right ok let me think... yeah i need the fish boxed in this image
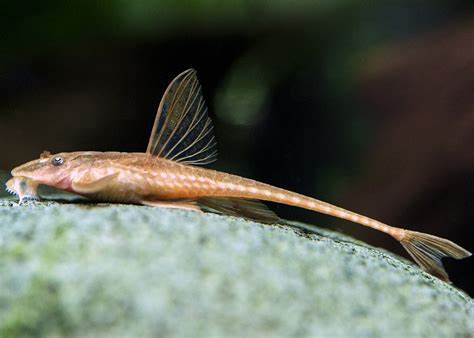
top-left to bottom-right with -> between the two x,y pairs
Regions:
9,69 -> 471,282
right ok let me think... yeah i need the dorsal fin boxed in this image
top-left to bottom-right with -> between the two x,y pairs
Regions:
146,69 -> 218,166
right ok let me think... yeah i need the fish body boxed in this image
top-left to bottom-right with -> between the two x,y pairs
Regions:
8,69 -> 471,282
14,151 -> 393,234
11,152 -> 258,201
12,151 -> 317,211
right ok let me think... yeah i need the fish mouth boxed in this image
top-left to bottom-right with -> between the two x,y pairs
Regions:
4,185 -> 39,202
5,177 -> 41,202
5,185 -> 18,197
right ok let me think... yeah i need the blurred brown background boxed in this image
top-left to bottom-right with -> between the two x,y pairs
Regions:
1,1 -> 473,293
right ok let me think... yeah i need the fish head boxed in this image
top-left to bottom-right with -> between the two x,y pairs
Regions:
11,151 -> 90,190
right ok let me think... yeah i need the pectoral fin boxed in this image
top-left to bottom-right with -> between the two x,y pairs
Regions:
71,173 -> 118,194
198,197 -> 281,224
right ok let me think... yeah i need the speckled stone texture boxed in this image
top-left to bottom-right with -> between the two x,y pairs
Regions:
0,189 -> 473,337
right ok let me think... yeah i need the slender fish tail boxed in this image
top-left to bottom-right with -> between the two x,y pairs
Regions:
241,184 -> 471,282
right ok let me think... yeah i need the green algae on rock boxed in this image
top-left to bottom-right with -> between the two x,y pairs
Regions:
0,199 -> 473,337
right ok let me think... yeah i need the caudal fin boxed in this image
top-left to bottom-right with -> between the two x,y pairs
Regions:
400,230 -> 471,282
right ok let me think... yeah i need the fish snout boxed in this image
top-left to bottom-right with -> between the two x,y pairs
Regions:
10,167 -> 22,176
11,159 -> 46,180
11,164 -> 29,177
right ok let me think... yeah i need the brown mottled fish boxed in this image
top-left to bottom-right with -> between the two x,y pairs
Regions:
8,69 -> 471,282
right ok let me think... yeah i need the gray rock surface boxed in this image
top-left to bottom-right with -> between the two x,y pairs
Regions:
0,188 -> 473,337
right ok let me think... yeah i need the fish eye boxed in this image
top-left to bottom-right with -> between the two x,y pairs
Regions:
51,156 -> 64,166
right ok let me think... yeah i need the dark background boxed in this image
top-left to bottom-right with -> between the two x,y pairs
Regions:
1,1 -> 473,294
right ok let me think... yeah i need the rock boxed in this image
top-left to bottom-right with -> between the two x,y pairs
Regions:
0,195 -> 473,337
